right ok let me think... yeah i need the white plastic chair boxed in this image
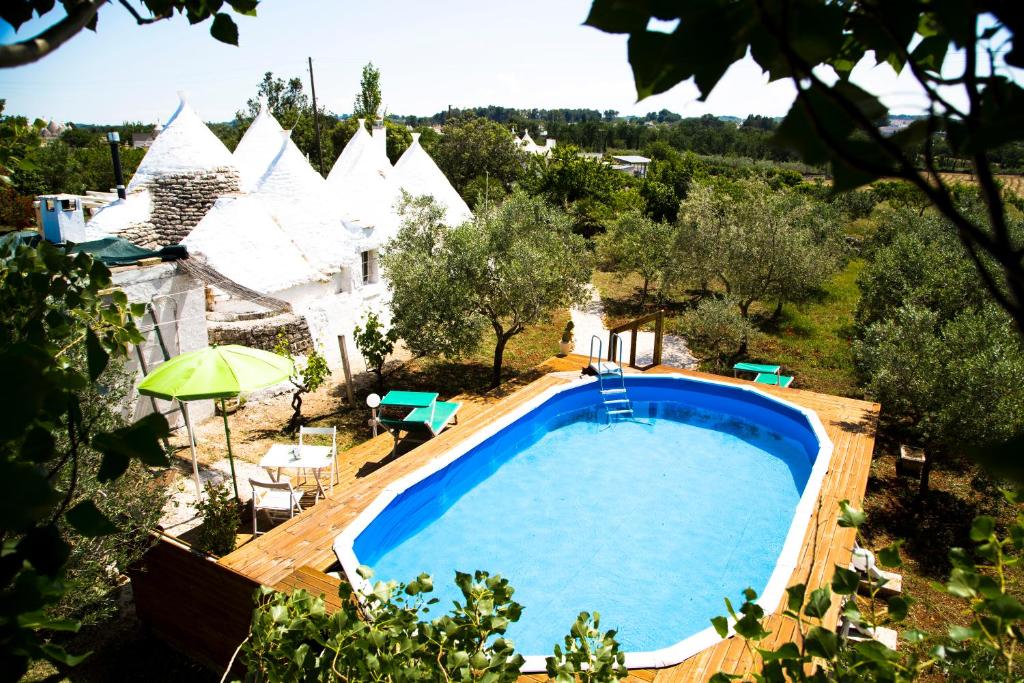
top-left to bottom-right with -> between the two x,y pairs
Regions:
299,425 -> 337,496
249,478 -> 303,536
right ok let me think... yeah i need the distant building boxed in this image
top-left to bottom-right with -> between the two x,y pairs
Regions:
39,119 -> 69,144
514,128 -> 556,156
132,124 -> 163,149
610,155 -> 651,177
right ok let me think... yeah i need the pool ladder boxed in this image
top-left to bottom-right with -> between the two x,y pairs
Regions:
587,334 -> 634,423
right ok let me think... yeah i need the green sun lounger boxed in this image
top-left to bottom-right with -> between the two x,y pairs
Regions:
733,362 -> 794,388
733,362 -> 782,374
754,372 -> 794,388
376,390 -> 461,456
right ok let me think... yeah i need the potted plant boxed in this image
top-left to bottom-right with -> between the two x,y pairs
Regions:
559,320 -> 575,356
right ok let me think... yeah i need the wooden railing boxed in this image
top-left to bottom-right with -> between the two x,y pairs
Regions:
607,310 -> 665,370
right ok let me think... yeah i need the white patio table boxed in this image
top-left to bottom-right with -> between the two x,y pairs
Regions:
259,444 -> 334,502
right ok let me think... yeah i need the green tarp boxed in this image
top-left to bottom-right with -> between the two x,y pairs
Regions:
67,236 -> 187,266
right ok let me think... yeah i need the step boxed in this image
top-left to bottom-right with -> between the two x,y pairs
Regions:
603,399 -> 631,405
607,409 -> 634,416
601,388 -> 627,395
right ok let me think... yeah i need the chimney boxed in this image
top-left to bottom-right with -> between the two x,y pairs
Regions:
372,111 -> 386,156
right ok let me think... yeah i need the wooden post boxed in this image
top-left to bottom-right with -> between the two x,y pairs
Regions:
629,328 -> 638,369
337,335 -> 356,407
653,310 -> 664,367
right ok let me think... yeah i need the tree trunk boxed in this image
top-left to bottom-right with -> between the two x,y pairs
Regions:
640,277 -> 650,307
374,366 -> 384,393
287,389 -> 305,434
738,300 -> 751,319
772,300 -> 784,321
491,334 -> 510,389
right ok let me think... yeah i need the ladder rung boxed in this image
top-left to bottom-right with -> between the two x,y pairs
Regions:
601,388 -> 627,394
604,399 -> 630,405
607,409 -> 633,415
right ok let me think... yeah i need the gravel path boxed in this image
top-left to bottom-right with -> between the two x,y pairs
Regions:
571,285 -> 697,369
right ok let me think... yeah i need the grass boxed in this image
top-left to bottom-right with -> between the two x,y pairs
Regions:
592,261 -> 864,397
748,259 -> 863,397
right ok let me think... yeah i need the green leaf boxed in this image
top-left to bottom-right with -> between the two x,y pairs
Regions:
803,626 -> 837,659
39,643 -> 90,667
831,566 -> 860,595
877,541 -> 904,568
886,595 -> 910,621
85,328 -> 109,381
949,624 -> 980,641
970,515 -> 996,542
93,413 -> 169,481
837,500 -> 866,528
20,426 -> 55,463
65,500 -> 118,537
758,642 -> 800,662
583,0 -> 653,33
986,594 -> 1024,621
785,584 -> 806,613
228,0 -> 259,15
711,615 -> 729,638
210,13 -> 239,45
804,587 -> 832,619
17,524 -> 71,575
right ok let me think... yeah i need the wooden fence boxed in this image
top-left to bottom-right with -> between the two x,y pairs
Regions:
128,533 -> 259,674
608,310 -> 665,370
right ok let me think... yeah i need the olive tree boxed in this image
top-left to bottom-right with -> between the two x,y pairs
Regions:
382,191 -> 593,388
854,206 -> 1024,493
598,210 -> 677,306
585,2 -> 1024,337
676,178 -> 846,323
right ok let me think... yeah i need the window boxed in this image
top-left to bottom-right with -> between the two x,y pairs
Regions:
361,250 -> 379,285
60,198 -> 78,211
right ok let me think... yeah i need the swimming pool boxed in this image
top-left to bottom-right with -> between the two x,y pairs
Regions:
334,374 -> 833,671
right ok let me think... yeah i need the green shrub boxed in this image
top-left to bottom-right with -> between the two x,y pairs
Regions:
191,482 -> 238,557
353,310 -> 399,393
676,297 -> 756,368
234,570 -> 626,682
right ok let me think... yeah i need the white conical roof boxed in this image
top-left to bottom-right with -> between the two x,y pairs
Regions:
253,133 -> 357,274
326,120 -> 397,232
85,190 -> 152,238
182,195 -> 323,292
326,119 -> 377,185
253,131 -> 327,201
391,133 -> 472,228
127,93 -> 235,191
233,98 -> 285,192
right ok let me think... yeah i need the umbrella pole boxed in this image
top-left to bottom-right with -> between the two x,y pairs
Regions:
220,398 -> 240,501
181,401 -> 202,497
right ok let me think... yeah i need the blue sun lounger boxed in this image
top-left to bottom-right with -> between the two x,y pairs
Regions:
376,390 -> 461,456
733,362 -> 794,388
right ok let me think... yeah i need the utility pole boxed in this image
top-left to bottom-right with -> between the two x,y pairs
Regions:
307,56 -> 325,177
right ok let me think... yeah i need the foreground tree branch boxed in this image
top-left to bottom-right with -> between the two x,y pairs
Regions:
0,0 -> 107,69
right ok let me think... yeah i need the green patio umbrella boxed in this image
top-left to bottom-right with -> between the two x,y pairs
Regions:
138,345 -> 294,500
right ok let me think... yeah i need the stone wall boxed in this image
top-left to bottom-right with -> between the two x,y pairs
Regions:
207,311 -> 313,355
121,167 -> 240,248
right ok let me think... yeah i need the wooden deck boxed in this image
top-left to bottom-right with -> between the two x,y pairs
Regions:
219,354 -> 879,681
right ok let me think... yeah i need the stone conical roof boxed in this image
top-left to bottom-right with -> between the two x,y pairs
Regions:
391,133 -> 472,228
326,119 -> 377,185
326,119 -> 396,231
233,98 -> 285,192
127,92 -> 236,191
182,195 -> 322,293
253,132 -> 356,275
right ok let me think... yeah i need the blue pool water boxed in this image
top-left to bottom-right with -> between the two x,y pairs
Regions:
352,378 -> 819,656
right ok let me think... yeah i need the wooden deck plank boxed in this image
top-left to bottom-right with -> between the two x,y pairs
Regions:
219,354 -> 878,682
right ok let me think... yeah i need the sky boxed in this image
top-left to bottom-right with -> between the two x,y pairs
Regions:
0,0 -> 991,125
